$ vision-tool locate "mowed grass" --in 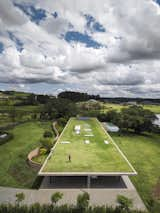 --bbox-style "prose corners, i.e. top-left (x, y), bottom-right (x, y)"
top-left (142, 104), bottom-right (160, 114)
top-left (102, 103), bottom-right (126, 112)
top-left (102, 103), bottom-right (160, 114)
top-left (111, 132), bottom-right (160, 205)
top-left (42, 118), bottom-right (134, 173)
top-left (0, 121), bottom-right (51, 188)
